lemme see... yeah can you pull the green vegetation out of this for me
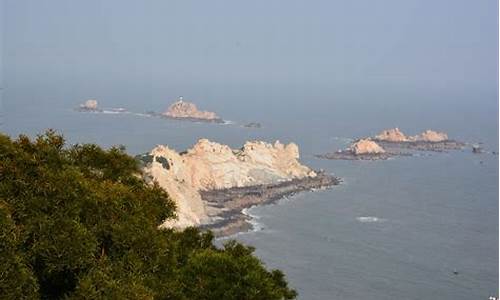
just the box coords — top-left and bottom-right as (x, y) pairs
(0, 130), (297, 300)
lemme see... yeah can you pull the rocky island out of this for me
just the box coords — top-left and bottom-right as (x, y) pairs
(372, 128), (466, 152)
(162, 97), (223, 123)
(317, 128), (467, 160)
(76, 99), (102, 112)
(138, 139), (339, 236)
(317, 139), (401, 160)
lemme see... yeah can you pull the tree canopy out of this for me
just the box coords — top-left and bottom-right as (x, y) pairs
(0, 130), (297, 300)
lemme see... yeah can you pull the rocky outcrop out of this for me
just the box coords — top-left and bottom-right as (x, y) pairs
(139, 139), (330, 230)
(316, 139), (398, 161)
(78, 99), (101, 112)
(348, 139), (386, 155)
(374, 128), (449, 143)
(163, 98), (222, 122)
(372, 128), (464, 152)
(374, 128), (409, 142)
(412, 130), (448, 142)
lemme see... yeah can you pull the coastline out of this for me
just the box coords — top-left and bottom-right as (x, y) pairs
(315, 151), (408, 161)
(199, 171), (340, 237)
(372, 139), (466, 152)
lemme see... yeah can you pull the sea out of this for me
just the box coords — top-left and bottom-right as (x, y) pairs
(1, 84), (498, 299)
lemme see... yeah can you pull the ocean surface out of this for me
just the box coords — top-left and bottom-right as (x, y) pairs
(1, 85), (498, 299)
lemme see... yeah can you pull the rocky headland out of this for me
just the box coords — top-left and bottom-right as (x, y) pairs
(162, 97), (223, 123)
(138, 139), (339, 236)
(371, 128), (466, 152)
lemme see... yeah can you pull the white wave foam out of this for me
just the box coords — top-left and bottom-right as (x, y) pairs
(356, 216), (385, 223)
(242, 207), (264, 232)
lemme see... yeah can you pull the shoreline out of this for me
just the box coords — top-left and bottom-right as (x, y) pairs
(372, 139), (466, 152)
(315, 150), (409, 161)
(199, 172), (340, 237)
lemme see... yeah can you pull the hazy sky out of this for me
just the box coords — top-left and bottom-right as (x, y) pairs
(2, 0), (498, 96)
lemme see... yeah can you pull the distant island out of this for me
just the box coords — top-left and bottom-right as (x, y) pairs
(137, 139), (339, 236)
(76, 99), (129, 114)
(318, 128), (466, 160)
(76, 99), (102, 112)
(371, 128), (466, 152)
(317, 139), (402, 160)
(161, 97), (224, 123)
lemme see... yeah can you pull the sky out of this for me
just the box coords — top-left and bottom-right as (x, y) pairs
(1, 0), (498, 106)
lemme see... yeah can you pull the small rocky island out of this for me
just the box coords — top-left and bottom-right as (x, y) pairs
(77, 99), (102, 112)
(371, 128), (466, 152)
(318, 128), (466, 160)
(317, 139), (399, 160)
(162, 97), (223, 123)
(138, 139), (339, 236)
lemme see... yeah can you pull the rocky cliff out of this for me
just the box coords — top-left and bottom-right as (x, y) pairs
(140, 139), (318, 228)
(163, 98), (221, 122)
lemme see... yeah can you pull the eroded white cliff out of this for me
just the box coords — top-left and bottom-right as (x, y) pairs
(142, 139), (316, 228)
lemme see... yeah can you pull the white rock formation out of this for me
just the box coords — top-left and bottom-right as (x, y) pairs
(374, 128), (409, 142)
(80, 99), (98, 110)
(163, 98), (220, 121)
(348, 139), (386, 155)
(374, 128), (450, 143)
(412, 130), (448, 142)
(142, 139), (316, 228)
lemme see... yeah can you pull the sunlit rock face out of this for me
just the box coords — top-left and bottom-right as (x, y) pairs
(374, 128), (449, 143)
(141, 139), (316, 228)
(348, 139), (386, 155)
(374, 128), (409, 142)
(412, 130), (448, 142)
(163, 99), (220, 121)
(79, 99), (99, 111)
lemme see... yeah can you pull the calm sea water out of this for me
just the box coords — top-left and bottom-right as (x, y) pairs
(1, 85), (498, 299)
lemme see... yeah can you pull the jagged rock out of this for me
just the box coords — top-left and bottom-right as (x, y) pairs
(78, 99), (100, 112)
(316, 139), (399, 160)
(140, 139), (320, 229)
(412, 130), (448, 142)
(374, 128), (409, 142)
(163, 97), (222, 122)
(372, 128), (464, 152)
(348, 139), (386, 155)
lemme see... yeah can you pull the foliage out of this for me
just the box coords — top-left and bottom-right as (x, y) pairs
(0, 130), (297, 300)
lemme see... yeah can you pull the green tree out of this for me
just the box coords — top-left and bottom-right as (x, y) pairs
(0, 130), (297, 300)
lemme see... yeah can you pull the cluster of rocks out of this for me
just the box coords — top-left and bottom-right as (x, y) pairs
(138, 139), (338, 232)
(77, 97), (269, 127)
(316, 139), (398, 161)
(162, 97), (223, 123)
(318, 128), (466, 161)
(77, 99), (102, 112)
(372, 128), (465, 152)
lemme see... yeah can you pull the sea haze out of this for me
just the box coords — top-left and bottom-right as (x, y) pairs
(1, 84), (498, 300)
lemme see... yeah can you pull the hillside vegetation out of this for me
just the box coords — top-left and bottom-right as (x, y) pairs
(0, 130), (297, 300)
